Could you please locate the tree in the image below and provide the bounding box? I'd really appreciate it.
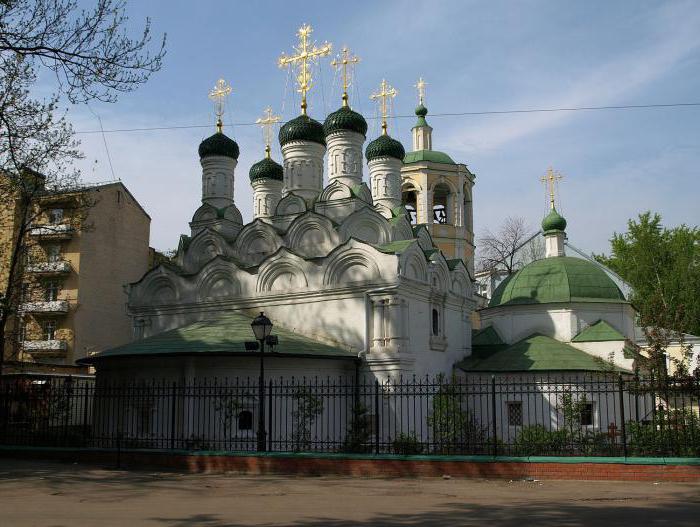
[0,0,166,372]
[477,216,542,274]
[595,212,700,375]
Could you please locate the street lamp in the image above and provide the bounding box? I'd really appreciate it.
[251,311,273,451]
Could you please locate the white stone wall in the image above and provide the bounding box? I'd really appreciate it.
[281,141,326,201]
[252,179,283,219]
[326,131,364,188]
[369,157,403,216]
[201,155,237,208]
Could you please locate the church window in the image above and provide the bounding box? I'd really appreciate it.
[402,188,418,225]
[432,184,451,224]
[507,402,523,427]
[238,410,253,431]
[432,308,439,336]
[579,403,594,427]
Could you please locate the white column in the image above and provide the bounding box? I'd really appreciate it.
[281,141,326,201]
[326,131,364,188]
[369,157,402,217]
[201,155,237,208]
[252,179,283,219]
[545,232,566,257]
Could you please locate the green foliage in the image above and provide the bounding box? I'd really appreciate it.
[343,402,372,453]
[513,425,570,456]
[291,387,324,452]
[595,212,700,373]
[627,408,700,457]
[427,377,488,454]
[391,433,424,455]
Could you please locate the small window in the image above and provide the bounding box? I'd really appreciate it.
[431,309,439,336]
[238,410,253,431]
[507,402,523,427]
[579,403,594,426]
[44,281,59,301]
[49,209,63,224]
[42,320,57,340]
[46,245,61,262]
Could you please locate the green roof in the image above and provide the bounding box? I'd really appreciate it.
[198,132,240,160]
[459,333,627,373]
[279,114,326,147]
[365,134,406,162]
[572,320,626,342]
[542,207,567,233]
[79,313,356,364]
[323,105,368,137]
[489,256,627,307]
[373,239,417,254]
[472,326,504,347]
[249,157,284,182]
[403,149,455,165]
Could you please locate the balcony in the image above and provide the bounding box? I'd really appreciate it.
[26,260,72,275]
[22,340,67,353]
[28,224,75,239]
[21,300,70,315]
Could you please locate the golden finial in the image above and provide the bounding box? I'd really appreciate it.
[208,78,232,133]
[370,79,398,135]
[278,24,332,115]
[540,167,564,209]
[256,106,281,159]
[331,46,360,107]
[415,77,427,105]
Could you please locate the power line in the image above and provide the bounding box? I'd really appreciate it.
[73,101,700,135]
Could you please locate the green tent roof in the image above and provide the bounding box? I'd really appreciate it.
[572,320,626,342]
[472,326,504,347]
[458,333,628,373]
[403,149,455,165]
[489,256,627,307]
[78,313,357,364]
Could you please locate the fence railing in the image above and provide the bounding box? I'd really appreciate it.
[1,374,699,457]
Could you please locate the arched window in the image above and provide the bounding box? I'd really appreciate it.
[463,183,473,232]
[432,183,451,224]
[402,188,418,225]
[238,410,253,431]
[432,308,439,336]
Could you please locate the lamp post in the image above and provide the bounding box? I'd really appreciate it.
[251,311,273,451]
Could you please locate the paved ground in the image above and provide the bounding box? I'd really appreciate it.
[1,459,700,526]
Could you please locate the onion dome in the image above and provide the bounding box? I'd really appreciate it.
[279,114,326,147]
[198,132,240,160]
[541,207,567,232]
[249,157,283,182]
[414,103,429,128]
[365,134,406,162]
[323,105,368,137]
[489,256,626,307]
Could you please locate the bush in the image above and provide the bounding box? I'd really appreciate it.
[343,403,372,453]
[627,409,700,456]
[392,433,423,455]
[513,425,569,456]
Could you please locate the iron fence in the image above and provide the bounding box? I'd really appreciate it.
[1,373,699,457]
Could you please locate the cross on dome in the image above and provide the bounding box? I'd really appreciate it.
[370,79,398,135]
[331,46,360,107]
[256,106,281,158]
[415,77,427,105]
[278,24,332,115]
[208,78,232,133]
[541,167,564,210]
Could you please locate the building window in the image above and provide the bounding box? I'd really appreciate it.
[238,410,253,431]
[579,403,594,426]
[507,402,523,427]
[44,281,59,301]
[432,183,451,224]
[48,208,63,224]
[42,320,57,340]
[46,245,61,263]
[401,188,418,225]
[432,308,439,336]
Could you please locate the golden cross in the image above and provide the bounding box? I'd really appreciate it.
[331,46,360,107]
[208,78,232,133]
[256,106,281,158]
[415,77,427,105]
[540,167,564,209]
[278,24,332,115]
[370,79,398,135]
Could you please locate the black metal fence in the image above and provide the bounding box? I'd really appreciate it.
[1,373,699,457]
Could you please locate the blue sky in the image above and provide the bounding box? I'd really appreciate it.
[61,0,700,254]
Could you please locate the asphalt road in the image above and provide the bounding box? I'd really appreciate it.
[1,458,699,526]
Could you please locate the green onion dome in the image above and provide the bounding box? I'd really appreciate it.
[415,103,428,117]
[541,207,567,232]
[198,132,240,160]
[249,157,283,182]
[365,134,406,162]
[279,114,326,147]
[489,256,626,307]
[323,105,368,137]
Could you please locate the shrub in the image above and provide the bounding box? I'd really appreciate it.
[513,425,569,456]
[392,433,424,455]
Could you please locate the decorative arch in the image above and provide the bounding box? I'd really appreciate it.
[318,180,352,202]
[450,264,472,298]
[401,181,421,225]
[195,259,242,302]
[232,219,283,266]
[414,225,435,251]
[275,193,307,216]
[256,249,310,293]
[183,229,229,272]
[352,183,373,204]
[190,203,218,223]
[338,207,392,245]
[428,252,451,293]
[399,242,429,282]
[430,178,458,226]
[323,242,381,286]
[285,212,339,258]
[390,215,414,241]
[138,272,179,306]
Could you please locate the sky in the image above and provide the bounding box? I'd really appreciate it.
[51,0,700,254]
